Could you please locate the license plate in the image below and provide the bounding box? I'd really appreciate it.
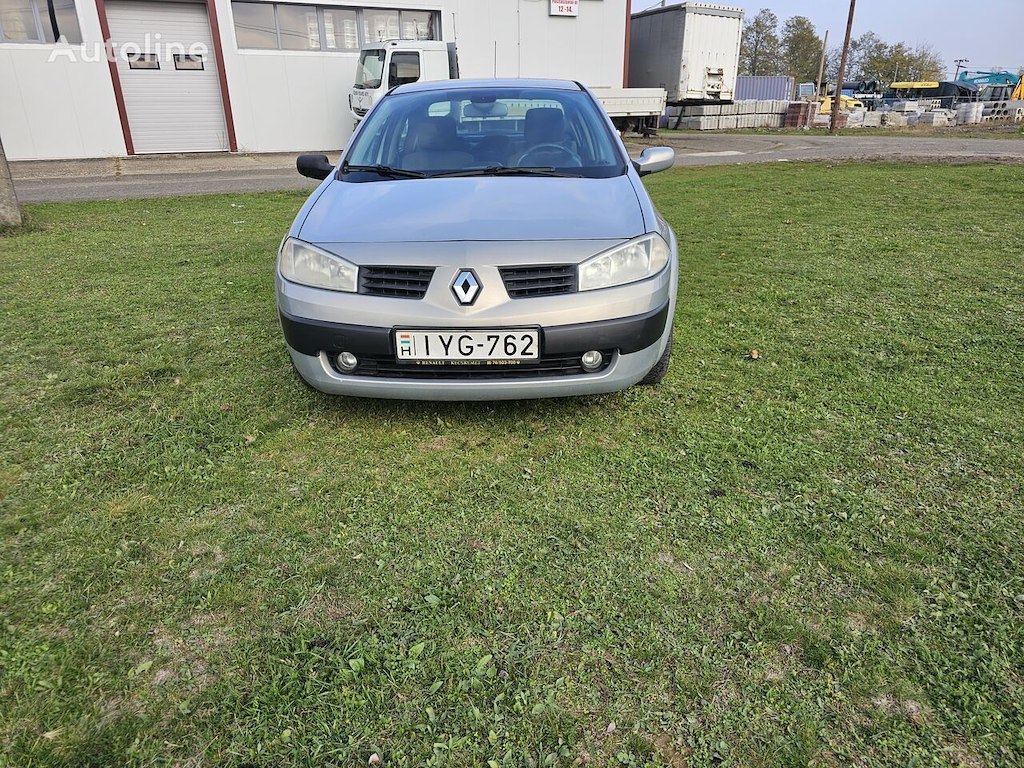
[394,329,539,362]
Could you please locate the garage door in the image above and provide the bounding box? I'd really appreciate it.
[106,0,228,153]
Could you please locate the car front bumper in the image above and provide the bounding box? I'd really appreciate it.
[280,302,672,400]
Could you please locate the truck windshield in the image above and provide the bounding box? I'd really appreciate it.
[342,86,627,180]
[355,49,385,89]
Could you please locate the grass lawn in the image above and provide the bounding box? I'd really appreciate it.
[1,163,1022,767]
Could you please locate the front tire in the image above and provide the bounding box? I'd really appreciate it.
[639,332,673,386]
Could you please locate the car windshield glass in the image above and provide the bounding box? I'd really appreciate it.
[355,49,385,89]
[342,86,627,180]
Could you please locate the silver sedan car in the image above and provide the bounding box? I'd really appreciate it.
[279,79,677,400]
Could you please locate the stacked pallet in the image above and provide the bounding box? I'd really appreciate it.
[784,102,814,128]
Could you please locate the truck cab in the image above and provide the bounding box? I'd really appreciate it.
[349,40,458,122]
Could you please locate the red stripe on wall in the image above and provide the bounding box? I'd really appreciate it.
[93,0,134,155]
[205,0,238,152]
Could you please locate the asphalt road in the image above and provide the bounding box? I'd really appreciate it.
[642,132,1024,167]
[12,133,1024,203]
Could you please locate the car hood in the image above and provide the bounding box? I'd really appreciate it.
[298,175,646,243]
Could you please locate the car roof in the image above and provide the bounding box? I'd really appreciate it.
[393,78,584,96]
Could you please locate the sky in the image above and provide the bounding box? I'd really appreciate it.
[633,0,1022,78]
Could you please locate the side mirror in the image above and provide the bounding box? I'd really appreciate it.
[297,153,334,181]
[632,146,675,177]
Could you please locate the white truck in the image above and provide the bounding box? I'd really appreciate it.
[349,39,666,135]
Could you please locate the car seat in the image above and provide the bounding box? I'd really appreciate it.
[401,115,473,172]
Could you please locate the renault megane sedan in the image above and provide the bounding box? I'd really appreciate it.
[279,79,677,400]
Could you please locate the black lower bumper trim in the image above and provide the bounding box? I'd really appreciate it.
[542,301,669,355]
[279,300,669,358]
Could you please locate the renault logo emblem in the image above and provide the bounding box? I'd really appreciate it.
[451,269,481,306]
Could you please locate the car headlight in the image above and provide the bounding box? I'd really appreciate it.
[578,234,670,291]
[278,238,358,292]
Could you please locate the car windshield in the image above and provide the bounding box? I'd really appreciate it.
[342,86,627,180]
[355,49,385,89]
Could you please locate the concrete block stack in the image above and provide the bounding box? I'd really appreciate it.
[982,100,1024,122]
[882,112,908,128]
[919,110,956,127]
[862,112,883,128]
[956,102,986,125]
[674,99,790,130]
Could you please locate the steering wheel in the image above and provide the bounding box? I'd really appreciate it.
[515,143,583,168]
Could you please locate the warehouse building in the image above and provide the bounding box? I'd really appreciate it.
[0,0,629,160]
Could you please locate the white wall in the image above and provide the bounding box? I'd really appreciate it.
[0,4,126,160]
[447,0,626,88]
[216,0,627,154]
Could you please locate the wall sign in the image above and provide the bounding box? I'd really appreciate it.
[550,0,578,16]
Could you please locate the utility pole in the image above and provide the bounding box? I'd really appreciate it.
[830,0,856,135]
[815,29,830,98]
[0,134,22,228]
[954,58,969,80]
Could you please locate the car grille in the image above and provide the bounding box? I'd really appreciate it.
[359,266,435,299]
[335,351,614,380]
[499,264,577,298]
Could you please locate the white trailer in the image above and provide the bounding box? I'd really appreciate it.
[628,3,744,105]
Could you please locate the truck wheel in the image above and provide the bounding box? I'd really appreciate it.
[640,332,673,386]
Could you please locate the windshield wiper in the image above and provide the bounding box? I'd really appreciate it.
[430,166,582,178]
[340,162,426,179]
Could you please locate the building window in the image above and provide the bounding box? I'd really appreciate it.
[321,7,357,51]
[0,0,82,44]
[276,3,319,50]
[361,8,396,43]
[127,52,159,69]
[230,3,439,52]
[232,2,277,49]
[173,53,205,70]
[399,10,433,40]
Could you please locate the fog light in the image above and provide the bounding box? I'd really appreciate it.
[581,350,604,372]
[337,351,358,372]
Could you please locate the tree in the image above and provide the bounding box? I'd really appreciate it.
[845,31,887,82]
[905,44,944,81]
[0,134,22,228]
[781,16,824,83]
[842,32,944,83]
[739,9,781,77]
